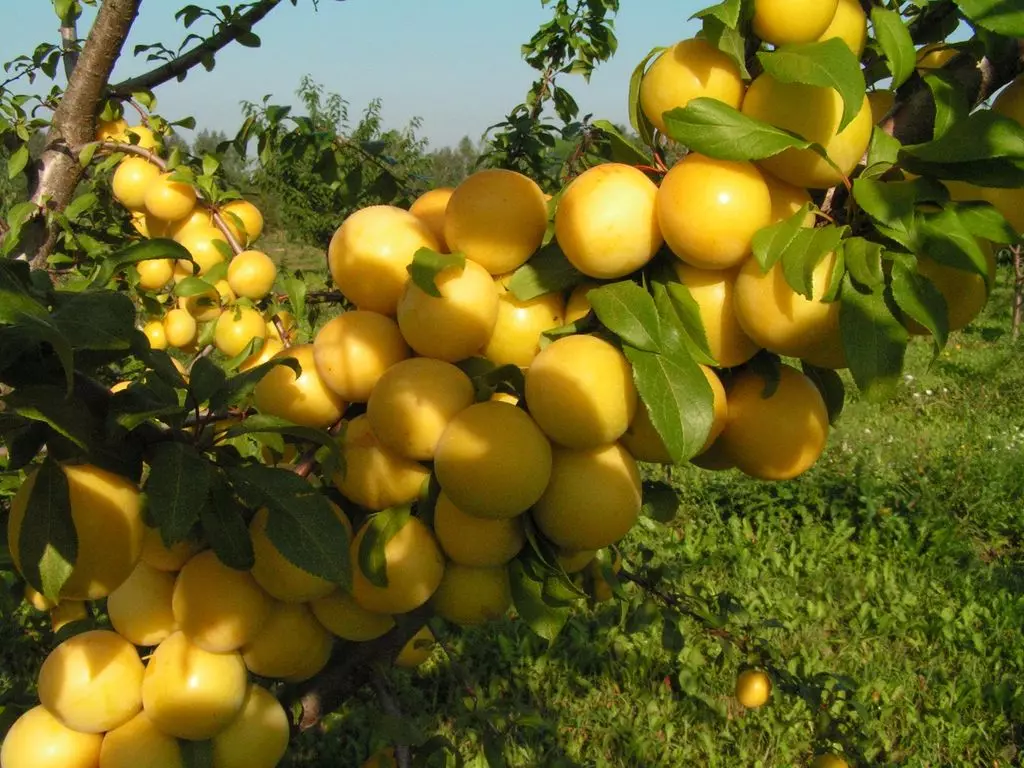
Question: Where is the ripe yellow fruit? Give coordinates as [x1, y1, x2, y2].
[912, 245, 996, 333]
[8, 463, 143, 600]
[588, 549, 623, 603]
[993, 73, 1024, 126]
[313, 310, 411, 402]
[144, 172, 196, 222]
[122, 125, 158, 150]
[24, 584, 54, 612]
[717, 364, 829, 481]
[444, 168, 548, 275]
[639, 38, 745, 135]
[140, 525, 197, 572]
[363, 747, 398, 768]
[765, 174, 814, 225]
[239, 335, 284, 374]
[671, 262, 760, 368]
[620, 364, 727, 462]
[49, 599, 88, 633]
[179, 279, 233, 323]
[162, 307, 197, 349]
[99, 710, 183, 768]
[408, 186, 454, 252]
[396, 257, 499, 361]
[916, 43, 957, 70]
[658, 153, 772, 270]
[171, 549, 271, 653]
[240, 600, 332, 680]
[176, 225, 228, 276]
[733, 251, 841, 359]
[554, 163, 662, 279]
[735, 668, 772, 708]
[112, 157, 161, 210]
[753, 0, 839, 46]
[433, 492, 526, 566]
[327, 205, 440, 316]
[227, 249, 277, 300]
[106, 561, 178, 646]
[817, 0, 867, 56]
[431, 563, 512, 626]
[332, 415, 430, 510]
[525, 334, 638, 449]
[0, 705, 103, 768]
[144, 319, 168, 350]
[141, 631, 248, 741]
[250, 505, 351, 602]
[136, 258, 174, 292]
[220, 199, 265, 245]
[96, 117, 128, 141]
[366, 357, 475, 461]
[868, 90, 895, 124]
[37, 629, 144, 733]
[130, 210, 170, 239]
[483, 274, 565, 368]
[167, 207, 213, 240]
[212, 684, 289, 768]
[395, 626, 435, 668]
[978, 186, 1024, 234]
[564, 281, 597, 323]
[532, 443, 642, 551]
[214, 305, 266, 359]
[556, 548, 596, 573]
[350, 515, 445, 615]
[742, 73, 873, 189]
[311, 589, 396, 641]
[434, 401, 553, 519]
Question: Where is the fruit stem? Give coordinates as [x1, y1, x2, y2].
[292, 418, 344, 479]
[272, 315, 292, 348]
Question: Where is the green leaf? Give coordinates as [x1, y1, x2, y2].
[757, 39, 866, 132]
[88, 238, 193, 289]
[641, 480, 680, 523]
[779, 226, 846, 300]
[145, 442, 211, 547]
[187, 357, 227, 406]
[691, 0, 743, 27]
[890, 257, 949, 352]
[591, 119, 652, 165]
[209, 356, 299, 412]
[201, 476, 254, 571]
[871, 7, 916, 88]
[955, 0, 1024, 36]
[751, 203, 813, 270]
[662, 98, 826, 162]
[801, 364, 846, 425]
[624, 346, 714, 463]
[901, 111, 1024, 165]
[841, 237, 885, 289]
[174, 276, 216, 298]
[7, 143, 28, 180]
[866, 126, 902, 168]
[922, 71, 970, 139]
[225, 465, 350, 586]
[955, 201, 1020, 245]
[915, 206, 989, 277]
[65, 191, 98, 222]
[356, 506, 413, 589]
[508, 242, 584, 301]
[18, 458, 76, 603]
[839, 277, 908, 401]
[108, 384, 186, 432]
[52, 291, 136, 351]
[283, 273, 307, 329]
[851, 176, 946, 249]
[508, 557, 572, 643]
[406, 247, 465, 298]
[588, 281, 661, 352]
[653, 280, 716, 367]
[221, 413, 342, 469]
[2, 386, 98, 450]
[701, 17, 749, 79]
[628, 46, 665, 146]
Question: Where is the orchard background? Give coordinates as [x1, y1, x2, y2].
[1, 0, 1024, 766]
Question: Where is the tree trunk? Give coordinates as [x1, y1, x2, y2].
[1013, 245, 1024, 341]
[17, 0, 141, 270]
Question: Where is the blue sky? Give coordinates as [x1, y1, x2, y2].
[3, 1, 705, 149]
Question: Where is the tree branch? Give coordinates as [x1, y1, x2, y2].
[371, 674, 412, 768]
[107, 0, 285, 97]
[291, 606, 431, 732]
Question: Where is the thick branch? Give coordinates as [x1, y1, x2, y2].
[292, 606, 430, 731]
[18, 0, 140, 270]
[108, 0, 284, 97]
[59, 23, 80, 82]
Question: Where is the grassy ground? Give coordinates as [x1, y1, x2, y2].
[287, 272, 1024, 766]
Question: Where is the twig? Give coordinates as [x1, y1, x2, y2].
[292, 418, 344, 479]
[107, 0, 286, 97]
[371, 674, 412, 768]
[211, 208, 243, 255]
[303, 290, 347, 304]
[272, 315, 292, 347]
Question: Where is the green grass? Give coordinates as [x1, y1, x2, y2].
[289, 278, 1024, 766]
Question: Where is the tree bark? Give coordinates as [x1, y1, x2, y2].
[107, 0, 284, 97]
[16, 0, 141, 270]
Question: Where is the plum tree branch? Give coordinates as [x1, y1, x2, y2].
[290, 606, 431, 732]
[107, 0, 285, 97]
